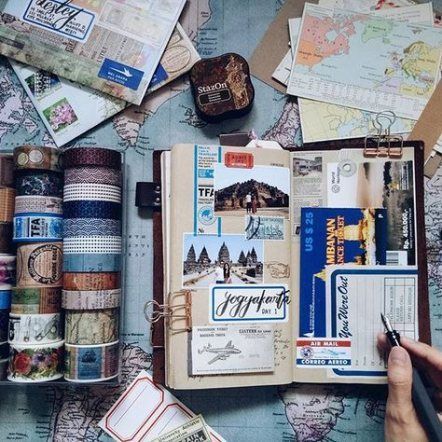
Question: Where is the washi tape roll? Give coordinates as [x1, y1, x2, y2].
[15, 196, 63, 215]
[63, 184, 121, 203]
[0, 187, 15, 222]
[65, 308, 119, 345]
[63, 237, 122, 254]
[63, 218, 121, 237]
[63, 272, 120, 291]
[0, 357, 7, 380]
[0, 222, 13, 253]
[0, 155, 14, 187]
[8, 313, 62, 344]
[64, 341, 120, 382]
[16, 170, 63, 197]
[63, 254, 121, 273]
[64, 148, 121, 170]
[11, 287, 61, 314]
[63, 201, 121, 220]
[13, 214, 63, 242]
[17, 243, 63, 287]
[14, 146, 62, 173]
[0, 290, 11, 342]
[62, 289, 121, 310]
[8, 312, 62, 344]
[0, 254, 15, 286]
[65, 167, 122, 187]
[8, 340, 64, 382]
[0, 342, 8, 359]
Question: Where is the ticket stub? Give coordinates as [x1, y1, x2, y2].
[191, 324, 274, 375]
[150, 416, 211, 442]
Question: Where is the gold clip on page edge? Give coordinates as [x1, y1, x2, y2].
[364, 110, 403, 159]
[145, 289, 193, 338]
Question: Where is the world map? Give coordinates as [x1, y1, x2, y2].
[0, 1, 441, 441]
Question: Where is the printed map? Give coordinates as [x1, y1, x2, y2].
[0, 1, 441, 441]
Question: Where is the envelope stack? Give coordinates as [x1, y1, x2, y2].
[8, 146, 64, 383]
[62, 147, 122, 383]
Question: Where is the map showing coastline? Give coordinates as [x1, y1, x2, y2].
[0, 1, 441, 441]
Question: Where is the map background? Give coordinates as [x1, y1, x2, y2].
[0, 0, 441, 441]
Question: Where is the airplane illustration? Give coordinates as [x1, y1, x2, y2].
[109, 67, 133, 77]
[198, 341, 241, 364]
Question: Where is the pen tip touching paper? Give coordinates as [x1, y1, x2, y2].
[381, 313, 394, 332]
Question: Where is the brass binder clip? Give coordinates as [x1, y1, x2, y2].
[364, 111, 403, 159]
[144, 289, 193, 336]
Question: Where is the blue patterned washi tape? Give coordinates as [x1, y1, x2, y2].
[0, 290, 11, 309]
[63, 201, 121, 220]
[63, 254, 122, 272]
[13, 214, 63, 242]
[63, 218, 121, 237]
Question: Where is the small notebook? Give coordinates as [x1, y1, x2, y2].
[150, 139, 429, 390]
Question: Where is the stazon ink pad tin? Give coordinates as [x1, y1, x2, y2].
[190, 53, 255, 123]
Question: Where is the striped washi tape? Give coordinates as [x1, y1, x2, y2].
[65, 308, 119, 345]
[64, 148, 121, 170]
[64, 341, 120, 382]
[11, 287, 61, 315]
[0, 155, 14, 187]
[8, 313, 63, 344]
[63, 253, 121, 273]
[61, 289, 121, 310]
[63, 236, 122, 254]
[16, 170, 63, 197]
[8, 340, 64, 382]
[63, 218, 121, 237]
[63, 272, 120, 291]
[14, 196, 63, 215]
[63, 183, 121, 203]
[63, 201, 121, 220]
[13, 214, 63, 242]
[14, 146, 62, 173]
[65, 167, 122, 186]
[0, 342, 8, 359]
[0, 187, 15, 222]
[17, 242, 63, 287]
[0, 222, 12, 253]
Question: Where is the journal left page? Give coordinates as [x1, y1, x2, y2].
[166, 144, 293, 390]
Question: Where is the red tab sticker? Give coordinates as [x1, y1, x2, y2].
[225, 152, 254, 168]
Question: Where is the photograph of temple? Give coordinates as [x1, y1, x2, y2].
[182, 234, 263, 288]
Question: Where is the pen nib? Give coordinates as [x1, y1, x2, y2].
[381, 313, 394, 332]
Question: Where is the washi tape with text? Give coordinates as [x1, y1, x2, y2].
[8, 313, 63, 344]
[63, 272, 120, 291]
[13, 214, 63, 242]
[63, 253, 121, 273]
[62, 289, 121, 310]
[11, 287, 61, 315]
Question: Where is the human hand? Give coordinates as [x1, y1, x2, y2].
[377, 335, 442, 442]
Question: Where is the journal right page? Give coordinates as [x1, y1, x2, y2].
[290, 146, 421, 384]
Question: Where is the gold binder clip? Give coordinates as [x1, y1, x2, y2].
[364, 111, 403, 159]
[144, 289, 193, 341]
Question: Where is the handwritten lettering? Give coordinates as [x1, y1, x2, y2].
[336, 276, 352, 338]
[35, 0, 83, 30]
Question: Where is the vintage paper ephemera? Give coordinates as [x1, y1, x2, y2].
[325, 265, 418, 378]
[288, 3, 442, 120]
[191, 325, 275, 375]
[150, 416, 211, 442]
[99, 370, 225, 442]
[0, 0, 186, 105]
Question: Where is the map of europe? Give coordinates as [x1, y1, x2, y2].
[0, 1, 442, 441]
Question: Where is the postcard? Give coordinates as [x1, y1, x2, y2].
[245, 216, 285, 241]
[209, 284, 290, 323]
[183, 234, 264, 288]
[98, 370, 225, 442]
[0, 0, 186, 104]
[325, 265, 418, 378]
[191, 325, 274, 375]
[327, 160, 416, 265]
[214, 164, 290, 219]
[150, 416, 211, 442]
[299, 207, 387, 337]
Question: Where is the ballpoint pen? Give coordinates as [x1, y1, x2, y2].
[381, 313, 442, 442]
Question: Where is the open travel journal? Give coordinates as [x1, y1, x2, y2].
[146, 139, 429, 390]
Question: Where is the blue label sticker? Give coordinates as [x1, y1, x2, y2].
[149, 63, 168, 88]
[98, 59, 144, 91]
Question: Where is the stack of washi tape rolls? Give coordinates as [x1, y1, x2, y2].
[62, 147, 122, 382]
[0, 155, 15, 380]
[9, 146, 64, 382]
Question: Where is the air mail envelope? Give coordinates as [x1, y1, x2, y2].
[98, 371, 225, 442]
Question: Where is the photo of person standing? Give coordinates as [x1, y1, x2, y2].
[246, 192, 252, 213]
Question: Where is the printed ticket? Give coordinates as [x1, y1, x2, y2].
[150, 416, 211, 442]
[191, 325, 274, 375]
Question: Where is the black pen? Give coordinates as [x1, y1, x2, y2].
[381, 313, 442, 442]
